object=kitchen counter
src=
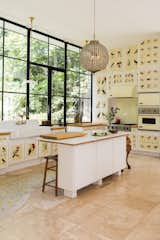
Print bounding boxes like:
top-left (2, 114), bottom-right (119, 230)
top-left (39, 131), bottom-right (128, 146)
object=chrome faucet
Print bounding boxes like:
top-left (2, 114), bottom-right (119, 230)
top-left (64, 126), bottom-right (67, 132)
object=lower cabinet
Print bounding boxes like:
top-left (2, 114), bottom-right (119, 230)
top-left (0, 138), bottom-right (59, 173)
top-left (9, 141), bottom-right (24, 163)
top-left (51, 143), bottom-right (58, 156)
top-left (38, 141), bottom-right (52, 157)
top-left (0, 142), bottom-right (8, 169)
top-left (97, 137), bottom-right (126, 178)
top-left (39, 141), bottom-right (58, 157)
top-left (97, 140), bottom-right (113, 179)
top-left (138, 131), bottom-right (160, 152)
top-left (130, 128), bottom-right (160, 154)
top-left (131, 128), bottom-right (138, 150)
top-left (24, 140), bottom-right (38, 160)
top-left (112, 137), bottom-right (126, 172)
top-left (58, 136), bottom-right (127, 197)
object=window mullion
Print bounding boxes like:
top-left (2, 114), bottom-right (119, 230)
top-left (26, 28), bottom-right (31, 119)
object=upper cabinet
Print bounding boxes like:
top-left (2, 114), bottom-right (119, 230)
top-left (138, 38), bottom-right (160, 93)
top-left (125, 45), bottom-right (138, 70)
top-left (138, 38), bottom-right (159, 67)
top-left (109, 85), bottom-right (137, 98)
top-left (138, 69), bottom-right (160, 92)
top-left (95, 36), bottom-right (160, 122)
top-left (109, 48), bottom-right (123, 71)
top-left (138, 93), bottom-right (160, 106)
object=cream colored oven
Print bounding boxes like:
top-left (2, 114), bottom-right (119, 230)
top-left (138, 115), bottom-right (160, 130)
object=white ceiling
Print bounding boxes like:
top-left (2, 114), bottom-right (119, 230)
top-left (0, 0), bottom-right (159, 49)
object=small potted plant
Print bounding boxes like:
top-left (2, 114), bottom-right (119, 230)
top-left (105, 107), bottom-right (120, 127)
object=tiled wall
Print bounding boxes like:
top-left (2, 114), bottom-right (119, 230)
top-left (94, 36), bottom-right (160, 122)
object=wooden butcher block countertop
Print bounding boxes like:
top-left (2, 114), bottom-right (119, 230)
top-left (67, 122), bottom-right (107, 128)
top-left (40, 132), bottom-right (87, 140)
top-left (50, 126), bottom-right (65, 131)
top-left (0, 132), bottom-right (11, 136)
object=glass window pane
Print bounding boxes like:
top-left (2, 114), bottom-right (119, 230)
top-left (80, 98), bottom-right (91, 122)
top-left (0, 92), bottom-right (2, 121)
top-left (51, 96), bottom-right (64, 124)
top-left (3, 93), bottom-right (26, 120)
top-left (0, 21), bottom-right (3, 56)
top-left (4, 58), bottom-right (26, 93)
top-left (67, 45), bottom-right (80, 71)
top-left (29, 95), bottom-right (48, 123)
top-left (49, 39), bottom-right (64, 68)
top-left (67, 71), bottom-right (79, 97)
top-left (0, 56), bottom-right (2, 91)
top-left (80, 64), bottom-right (90, 74)
top-left (30, 65), bottom-right (48, 95)
top-left (80, 74), bottom-right (91, 98)
top-left (52, 71), bottom-right (64, 96)
top-left (66, 97), bottom-right (80, 123)
top-left (31, 32), bottom-right (48, 65)
top-left (4, 22), bottom-right (27, 60)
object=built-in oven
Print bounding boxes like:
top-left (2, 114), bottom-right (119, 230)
top-left (138, 115), bottom-right (160, 130)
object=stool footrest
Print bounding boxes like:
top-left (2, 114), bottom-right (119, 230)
top-left (47, 166), bottom-right (57, 171)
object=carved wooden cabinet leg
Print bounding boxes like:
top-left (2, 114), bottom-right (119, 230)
top-left (126, 152), bottom-right (131, 169)
top-left (126, 136), bottom-right (131, 169)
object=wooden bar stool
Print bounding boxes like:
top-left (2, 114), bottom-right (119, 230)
top-left (42, 155), bottom-right (58, 196)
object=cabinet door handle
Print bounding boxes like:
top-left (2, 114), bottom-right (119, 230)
top-left (139, 102), bottom-right (143, 104)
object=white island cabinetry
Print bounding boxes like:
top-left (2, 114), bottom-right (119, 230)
top-left (55, 133), bottom-right (127, 198)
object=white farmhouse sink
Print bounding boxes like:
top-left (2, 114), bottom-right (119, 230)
top-left (10, 126), bottom-right (51, 139)
top-left (0, 120), bottom-right (52, 139)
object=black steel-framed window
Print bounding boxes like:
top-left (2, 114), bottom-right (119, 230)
top-left (0, 17), bottom-right (92, 124)
top-left (66, 45), bottom-right (92, 123)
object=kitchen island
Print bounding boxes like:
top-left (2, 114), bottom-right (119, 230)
top-left (39, 132), bottom-right (128, 198)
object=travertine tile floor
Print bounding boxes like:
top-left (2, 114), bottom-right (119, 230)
top-left (0, 153), bottom-right (160, 240)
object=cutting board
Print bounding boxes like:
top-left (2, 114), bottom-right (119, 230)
top-left (40, 132), bottom-right (87, 140)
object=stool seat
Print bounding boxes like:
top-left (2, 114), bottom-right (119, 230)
top-left (42, 155), bottom-right (58, 196)
top-left (44, 155), bottom-right (58, 160)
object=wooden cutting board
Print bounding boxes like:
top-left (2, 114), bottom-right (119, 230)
top-left (0, 132), bottom-right (11, 136)
top-left (40, 132), bottom-right (87, 140)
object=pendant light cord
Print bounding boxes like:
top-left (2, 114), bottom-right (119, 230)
top-left (93, 0), bottom-right (96, 40)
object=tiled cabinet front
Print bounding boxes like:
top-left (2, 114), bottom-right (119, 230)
top-left (138, 38), bottom-right (160, 92)
top-left (138, 38), bottom-right (159, 66)
top-left (25, 140), bottom-right (38, 160)
top-left (0, 143), bottom-right (8, 168)
top-left (125, 45), bottom-right (138, 70)
top-left (51, 143), bottom-right (58, 156)
top-left (138, 69), bottom-right (160, 92)
top-left (109, 48), bottom-right (123, 70)
top-left (131, 128), bottom-right (138, 150)
top-left (138, 132), bottom-right (160, 152)
top-left (39, 141), bottom-right (52, 157)
top-left (9, 141), bottom-right (24, 163)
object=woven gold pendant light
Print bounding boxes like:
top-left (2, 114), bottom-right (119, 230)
top-left (80, 0), bottom-right (109, 73)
